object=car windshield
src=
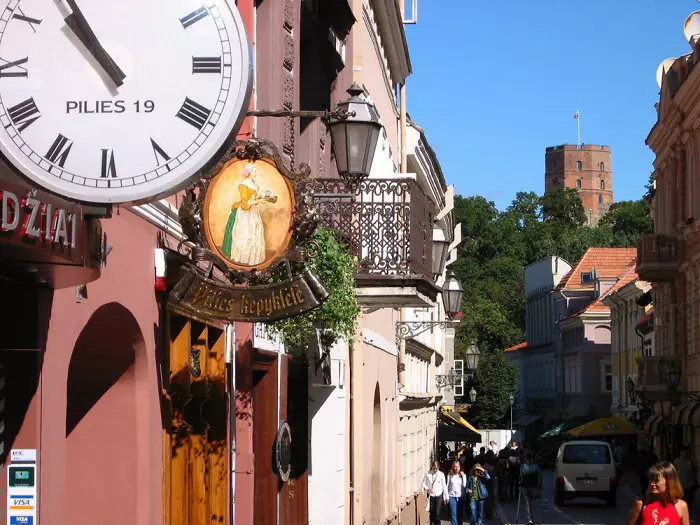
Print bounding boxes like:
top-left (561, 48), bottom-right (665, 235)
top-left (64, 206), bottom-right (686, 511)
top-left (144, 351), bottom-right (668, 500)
top-left (562, 444), bottom-right (611, 464)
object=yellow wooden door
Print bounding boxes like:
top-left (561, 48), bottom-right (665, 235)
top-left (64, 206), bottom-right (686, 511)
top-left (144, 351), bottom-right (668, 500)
top-left (163, 316), bottom-right (229, 525)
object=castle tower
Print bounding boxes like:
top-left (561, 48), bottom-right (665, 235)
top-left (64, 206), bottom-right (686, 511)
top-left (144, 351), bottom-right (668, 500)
top-left (544, 144), bottom-right (614, 225)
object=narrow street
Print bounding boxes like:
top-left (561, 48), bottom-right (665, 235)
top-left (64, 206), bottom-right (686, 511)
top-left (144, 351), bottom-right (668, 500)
top-left (442, 471), bottom-right (639, 525)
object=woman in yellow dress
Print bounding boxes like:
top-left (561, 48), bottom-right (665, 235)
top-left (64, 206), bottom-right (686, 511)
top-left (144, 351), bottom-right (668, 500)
top-left (221, 163), bottom-right (276, 266)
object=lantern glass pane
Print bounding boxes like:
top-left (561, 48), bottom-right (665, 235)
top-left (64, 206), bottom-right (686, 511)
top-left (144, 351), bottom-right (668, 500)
top-left (345, 122), bottom-right (369, 174)
top-left (330, 122), bottom-right (348, 174)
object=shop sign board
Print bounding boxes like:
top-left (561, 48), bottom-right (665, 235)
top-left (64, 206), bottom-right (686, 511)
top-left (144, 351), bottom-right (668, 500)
top-left (168, 140), bottom-right (329, 324)
top-left (7, 449), bottom-right (37, 525)
top-left (1, 179), bottom-right (82, 263)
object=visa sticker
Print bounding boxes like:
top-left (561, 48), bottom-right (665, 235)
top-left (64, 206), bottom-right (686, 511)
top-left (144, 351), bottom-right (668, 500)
top-left (10, 517), bottom-right (34, 525)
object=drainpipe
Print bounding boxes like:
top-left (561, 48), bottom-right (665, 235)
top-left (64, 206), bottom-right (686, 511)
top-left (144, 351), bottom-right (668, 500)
top-left (397, 80), bottom-right (408, 390)
top-left (349, 337), bottom-right (356, 525)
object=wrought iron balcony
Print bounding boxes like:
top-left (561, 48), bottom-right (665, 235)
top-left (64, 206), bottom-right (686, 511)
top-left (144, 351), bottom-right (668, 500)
top-left (636, 234), bottom-right (684, 282)
top-left (303, 178), bottom-right (438, 305)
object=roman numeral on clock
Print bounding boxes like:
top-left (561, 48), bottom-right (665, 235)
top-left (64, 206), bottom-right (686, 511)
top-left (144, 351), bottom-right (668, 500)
top-left (192, 56), bottom-right (221, 74)
top-left (45, 134), bottom-right (72, 167)
top-left (7, 97), bottom-right (40, 132)
top-left (12, 9), bottom-right (42, 33)
top-left (180, 6), bottom-right (208, 29)
top-left (176, 97), bottom-right (211, 130)
top-left (0, 57), bottom-right (28, 78)
top-left (101, 149), bottom-right (117, 178)
top-left (150, 138), bottom-right (171, 169)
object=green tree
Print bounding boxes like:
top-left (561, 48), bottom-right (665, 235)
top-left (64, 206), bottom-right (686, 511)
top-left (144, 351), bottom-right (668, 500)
top-left (598, 200), bottom-right (653, 242)
top-left (539, 187), bottom-right (586, 228)
top-left (469, 350), bottom-right (519, 429)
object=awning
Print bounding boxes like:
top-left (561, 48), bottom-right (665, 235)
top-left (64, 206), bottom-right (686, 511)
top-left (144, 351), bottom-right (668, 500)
top-left (513, 414), bottom-right (541, 427)
top-left (538, 416), bottom-right (591, 440)
top-left (636, 308), bottom-right (655, 334)
top-left (567, 417), bottom-right (640, 438)
top-left (438, 409), bottom-right (481, 443)
top-left (673, 402), bottom-right (700, 425)
top-left (437, 422), bottom-right (481, 443)
top-left (644, 414), bottom-right (665, 436)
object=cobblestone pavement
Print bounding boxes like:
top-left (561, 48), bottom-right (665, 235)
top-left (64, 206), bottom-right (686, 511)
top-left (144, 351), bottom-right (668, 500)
top-left (494, 470), bottom-right (638, 525)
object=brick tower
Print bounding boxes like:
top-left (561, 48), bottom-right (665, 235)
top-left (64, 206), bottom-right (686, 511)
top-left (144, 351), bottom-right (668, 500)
top-left (544, 144), bottom-right (614, 225)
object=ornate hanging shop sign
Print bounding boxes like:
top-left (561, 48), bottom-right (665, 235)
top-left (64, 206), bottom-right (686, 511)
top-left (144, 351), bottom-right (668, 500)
top-left (167, 139), bottom-right (329, 323)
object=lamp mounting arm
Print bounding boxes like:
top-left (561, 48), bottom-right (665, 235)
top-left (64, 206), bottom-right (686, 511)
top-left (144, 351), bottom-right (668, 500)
top-left (396, 320), bottom-right (458, 345)
top-left (246, 108), bottom-right (355, 120)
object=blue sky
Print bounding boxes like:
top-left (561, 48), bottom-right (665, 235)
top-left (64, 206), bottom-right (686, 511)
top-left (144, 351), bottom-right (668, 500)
top-left (404, 0), bottom-right (696, 211)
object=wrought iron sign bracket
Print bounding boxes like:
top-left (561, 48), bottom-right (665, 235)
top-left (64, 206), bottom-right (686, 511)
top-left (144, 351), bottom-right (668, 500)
top-left (247, 108), bottom-right (355, 120)
top-left (678, 390), bottom-right (700, 402)
top-left (435, 373), bottom-right (469, 389)
top-left (395, 320), bottom-right (458, 346)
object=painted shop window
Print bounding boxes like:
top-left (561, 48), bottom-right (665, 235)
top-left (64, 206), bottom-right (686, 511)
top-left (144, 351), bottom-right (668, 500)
top-left (576, 179), bottom-right (582, 189)
top-left (577, 161), bottom-right (583, 171)
top-left (600, 179), bottom-right (605, 190)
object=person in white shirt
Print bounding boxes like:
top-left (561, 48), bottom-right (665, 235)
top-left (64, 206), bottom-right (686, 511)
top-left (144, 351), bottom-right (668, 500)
top-left (489, 440), bottom-right (499, 456)
top-left (446, 461), bottom-right (467, 525)
top-left (422, 461), bottom-right (447, 525)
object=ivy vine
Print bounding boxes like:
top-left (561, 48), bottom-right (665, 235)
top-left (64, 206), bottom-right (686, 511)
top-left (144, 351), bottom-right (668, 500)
top-left (268, 226), bottom-right (359, 352)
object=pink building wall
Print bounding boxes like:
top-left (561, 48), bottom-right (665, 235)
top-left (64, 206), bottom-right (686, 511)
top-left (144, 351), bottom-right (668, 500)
top-left (6, 210), bottom-right (163, 524)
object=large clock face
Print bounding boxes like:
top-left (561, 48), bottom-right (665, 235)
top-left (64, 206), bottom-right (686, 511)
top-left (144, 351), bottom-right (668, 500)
top-left (0, 0), bottom-right (251, 203)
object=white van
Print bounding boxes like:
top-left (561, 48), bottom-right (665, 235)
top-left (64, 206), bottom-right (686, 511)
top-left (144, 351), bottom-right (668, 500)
top-left (554, 440), bottom-right (617, 507)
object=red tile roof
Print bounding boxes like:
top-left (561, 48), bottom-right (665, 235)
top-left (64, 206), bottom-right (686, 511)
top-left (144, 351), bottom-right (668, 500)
top-left (504, 341), bottom-right (527, 353)
top-left (557, 248), bottom-right (637, 291)
top-left (561, 258), bottom-right (638, 319)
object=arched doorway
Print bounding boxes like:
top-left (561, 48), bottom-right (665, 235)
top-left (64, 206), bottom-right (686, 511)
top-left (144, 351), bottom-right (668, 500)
top-left (370, 383), bottom-right (382, 525)
top-left (65, 303), bottom-right (145, 524)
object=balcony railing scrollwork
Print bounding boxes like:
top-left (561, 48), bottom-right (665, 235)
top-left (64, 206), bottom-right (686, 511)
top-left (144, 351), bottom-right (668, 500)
top-left (302, 178), bottom-right (435, 280)
top-left (636, 234), bottom-right (684, 282)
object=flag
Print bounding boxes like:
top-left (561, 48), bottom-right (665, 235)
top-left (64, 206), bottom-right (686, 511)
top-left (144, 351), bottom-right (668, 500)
top-left (574, 111), bottom-right (580, 119)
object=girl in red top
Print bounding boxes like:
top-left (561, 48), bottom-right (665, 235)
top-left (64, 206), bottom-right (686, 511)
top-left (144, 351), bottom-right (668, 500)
top-left (628, 461), bottom-right (690, 525)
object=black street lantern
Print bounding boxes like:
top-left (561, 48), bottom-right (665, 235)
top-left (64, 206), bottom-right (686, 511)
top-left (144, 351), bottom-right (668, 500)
top-left (468, 387), bottom-right (477, 404)
top-left (432, 226), bottom-right (450, 278)
top-left (626, 376), bottom-right (638, 406)
top-left (442, 272), bottom-right (464, 320)
top-left (666, 361), bottom-right (681, 393)
top-left (465, 344), bottom-right (480, 372)
top-left (328, 84), bottom-right (382, 188)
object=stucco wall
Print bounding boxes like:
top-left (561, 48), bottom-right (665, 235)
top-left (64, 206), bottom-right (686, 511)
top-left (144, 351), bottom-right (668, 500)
top-left (15, 210), bottom-right (162, 524)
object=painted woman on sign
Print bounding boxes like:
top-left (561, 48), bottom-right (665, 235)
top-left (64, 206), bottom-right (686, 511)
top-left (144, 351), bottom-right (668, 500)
top-left (221, 163), bottom-right (277, 265)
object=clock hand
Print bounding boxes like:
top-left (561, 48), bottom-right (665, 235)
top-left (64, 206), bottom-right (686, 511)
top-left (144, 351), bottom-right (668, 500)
top-left (63, 0), bottom-right (125, 87)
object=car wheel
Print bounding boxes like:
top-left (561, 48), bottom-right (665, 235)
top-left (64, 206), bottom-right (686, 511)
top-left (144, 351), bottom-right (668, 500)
top-left (555, 487), bottom-right (564, 507)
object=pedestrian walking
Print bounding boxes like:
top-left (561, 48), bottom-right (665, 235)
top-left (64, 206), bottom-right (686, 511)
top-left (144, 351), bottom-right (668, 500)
top-left (446, 460), bottom-right (467, 525)
top-left (627, 461), bottom-right (690, 525)
top-left (508, 441), bottom-right (524, 499)
top-left (422, 461), bottom-right (447, 525)
top-left (637, 448), bottom-right (659, 494)
top-left (466, 463), bottom-right (490, 525)
top-left (519, 450), bottom-right (543, 525)
top-left (483, 451), bottom-right (497, 519)
top-left (489, 440), bottom-right (499, 456)
top-left (674, 447), bottom-right (698, 517)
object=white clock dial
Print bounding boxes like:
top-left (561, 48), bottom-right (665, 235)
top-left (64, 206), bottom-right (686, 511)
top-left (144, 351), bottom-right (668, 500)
top-left (0, 0), bottom-right (251, 203)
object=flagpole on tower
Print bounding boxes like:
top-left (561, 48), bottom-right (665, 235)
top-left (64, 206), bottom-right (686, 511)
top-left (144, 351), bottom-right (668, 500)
top-left (574, 110), bottom-right (581, 147)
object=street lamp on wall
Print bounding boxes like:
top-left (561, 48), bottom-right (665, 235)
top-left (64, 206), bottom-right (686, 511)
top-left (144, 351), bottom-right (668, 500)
top-left (465, 344), bottom-right (480, 372)
top-left (327, 84), bottom-right (383, 188)
top-left (509, 394), bottom-right (515, 442)
top-left (247, 83), bottom-right (382, 190)
top-left (469, 387), bottom-right (477, 404)
top-left (395, 273), bottom-right (464, 344)
top-left (432, 226), bottom-right (450, 279)
top-left (626, 376), bottom-right (638, 407)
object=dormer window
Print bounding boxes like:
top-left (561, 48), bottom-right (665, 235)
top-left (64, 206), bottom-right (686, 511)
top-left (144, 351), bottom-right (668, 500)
top-left (581, 272), bottom-right (593, 284)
